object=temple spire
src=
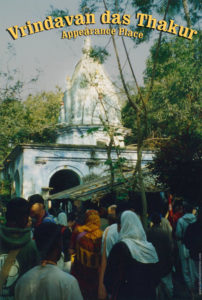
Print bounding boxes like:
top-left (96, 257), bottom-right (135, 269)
top-left (82, 37), bottom-right (91, 56)
top-left (57, 37), bottom-right (125, 147)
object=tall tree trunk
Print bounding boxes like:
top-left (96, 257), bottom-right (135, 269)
top-left (182, 0), bottom-right (191, 27)
top-left (102, 0), bottom-right (171, 227)
top-left (132, 112), bottom-right (147, 229)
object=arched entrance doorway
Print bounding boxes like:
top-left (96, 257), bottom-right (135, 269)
top-left (49, 169), bottom-right (80, 195)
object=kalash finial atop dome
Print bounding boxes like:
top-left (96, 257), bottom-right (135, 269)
top-left (82, 37), bottom-right (91, 56)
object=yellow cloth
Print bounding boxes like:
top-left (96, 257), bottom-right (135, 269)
top-left (76, 210), bottom-right (103, 240)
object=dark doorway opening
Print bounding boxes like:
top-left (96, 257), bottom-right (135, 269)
top-left (49, 169), bottom-right (80, 195)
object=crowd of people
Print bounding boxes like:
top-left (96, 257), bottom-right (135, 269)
top-left (0, 194), bottom-right (201, 300)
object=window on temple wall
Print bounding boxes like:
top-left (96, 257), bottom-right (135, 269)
top-left (49, 169), bottom-right (80, 195)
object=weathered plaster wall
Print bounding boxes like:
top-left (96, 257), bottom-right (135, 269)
top-left (19, 145), bottom-right (153, 198)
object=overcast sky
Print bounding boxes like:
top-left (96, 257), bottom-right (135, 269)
top-left (0, 0), bottom-right (158, 99)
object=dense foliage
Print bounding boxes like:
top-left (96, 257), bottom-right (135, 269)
top-left (122, 33), bottom-right (202, 145)
top-left (80, 0), bottom-right (201, 43)
top-left (121, 31), bottom-right (201, 204)
top-left (0, 88), bottom-right (62, 165)
top-left (149, 132), bottom-right (202, 205)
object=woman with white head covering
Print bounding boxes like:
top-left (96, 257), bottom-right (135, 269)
top-left (119, 210), bottom-right (158, 264)
top-left (104, 210), bottom-right (160, 300)
top-left (58, 212), bottom-right (68, 226)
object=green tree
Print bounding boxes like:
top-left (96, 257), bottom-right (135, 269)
top-left (122, 33), bottom-right (202, 144)
top-left (50, 0), bottom-right (201, 226)
top-left (0, 99), bottom-right (26, 163)
top-left (76, 0), bottom-right (200, 226)
top-left (0, 88), bottom-right (62, 165)
top-left (145, 34), bottom-right (201, 139)
top-left (0, 178), bottom-right (11, 203)
top-left (24, 88), bottom-right (62, 143)
top-left (149, 132), bottom-right (202, 205)
top-left (79, 0), bottom-right (201, 43)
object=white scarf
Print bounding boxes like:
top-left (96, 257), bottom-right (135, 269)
top-left (105, 224), bottom-right (119, 257)
top-left (119, 211), bottom-right (158, 264)
top-left (57, 212), bottom-right (68, 226)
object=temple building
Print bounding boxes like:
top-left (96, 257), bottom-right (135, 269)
top-left (3, 38), bottom-right (153, 201)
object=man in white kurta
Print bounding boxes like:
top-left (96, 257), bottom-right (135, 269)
top-left (15, 263), bottom-right (83, 300)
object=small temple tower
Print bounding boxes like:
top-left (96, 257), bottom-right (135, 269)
top-left (57, 37), bottom-right (126, 147)
top-left (3, 38), bottom-right (153, 199)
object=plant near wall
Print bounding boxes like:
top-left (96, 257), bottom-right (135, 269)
top-left (0, 178), bottom-right (11, 203)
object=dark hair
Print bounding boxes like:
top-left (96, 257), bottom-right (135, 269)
top-left (128, 191), bottom-right (144, 215)
top-left (173, 199), bottom-right (183, 212)
top-left (99, 207), bottom-right (108, 218)
top-left (183, 202), bottom-right (194, 213)
top-left (68, 212), bottom-right (76, 222)
top-left (197, 206), bottom-right (202, 223)
top-left (6, 197), bottom-right (29, 227)
top-left (116, 202), bottom-right (130, 217)
top-left (34, 223), bottom-right (61, 259)
top-left (28, 194), bottom-right (44, 208)
top-left (151, 212), bottom-right (161, 226)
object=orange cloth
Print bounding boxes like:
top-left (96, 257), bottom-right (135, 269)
top-left (76, 210), bottom-right (103, 240)
top-left (71, 210), bottom-right (103, 300)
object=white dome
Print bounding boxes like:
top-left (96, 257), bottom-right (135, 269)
top-left (60, 38), bottom-right (121, 127)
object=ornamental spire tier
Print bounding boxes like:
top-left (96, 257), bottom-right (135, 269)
top-left (57, 37), bottom-right (127, 147)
